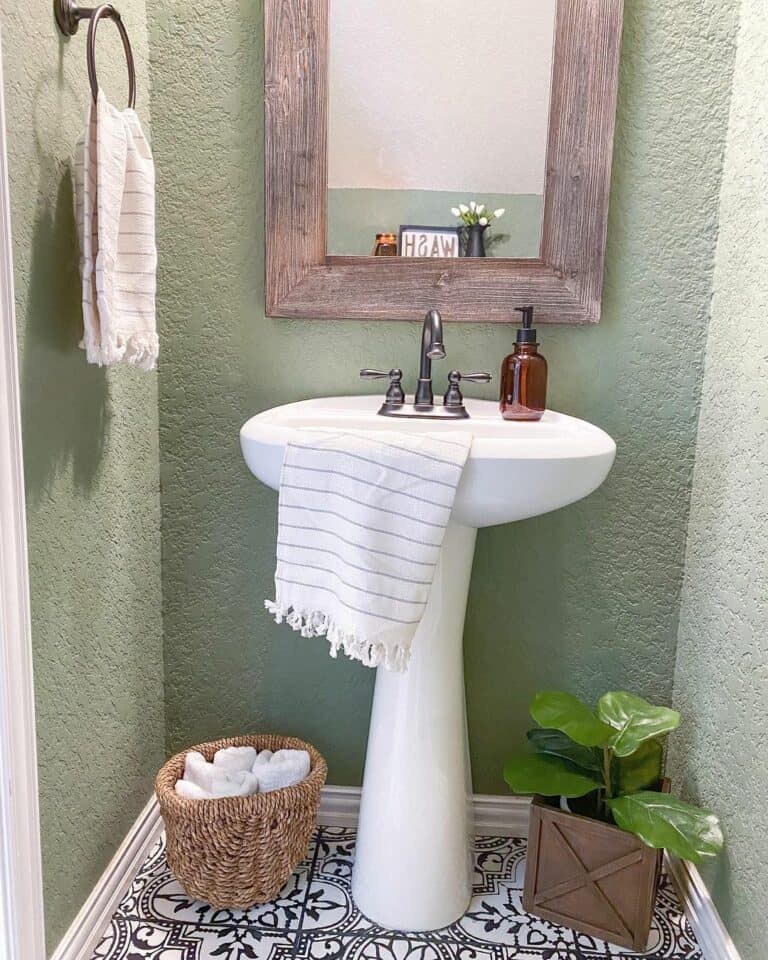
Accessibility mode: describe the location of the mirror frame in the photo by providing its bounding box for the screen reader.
[265,0,624,324]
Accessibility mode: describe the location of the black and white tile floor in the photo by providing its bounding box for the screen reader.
[91,827,703,960]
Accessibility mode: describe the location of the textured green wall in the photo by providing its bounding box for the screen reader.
[1,3,164,951]
[147,0,738,794]
[669,1,768,956]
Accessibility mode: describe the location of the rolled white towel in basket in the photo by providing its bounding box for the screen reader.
[213,745,259,773]
[181,751,258,798]
[174,779,212,801]
[253,749,274,767]
[174,747,311,800]
[254,749,311,794]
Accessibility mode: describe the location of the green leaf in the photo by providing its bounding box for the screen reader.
[503,754,602,798]
[527,728,603,773]
[597,692,681,757]
[608,792,723,863]
[615,738,664,794]
[530,692,613,748]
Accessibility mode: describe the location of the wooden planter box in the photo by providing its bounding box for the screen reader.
[523,794,665,951]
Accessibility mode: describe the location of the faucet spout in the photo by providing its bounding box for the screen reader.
[415,309,445,407]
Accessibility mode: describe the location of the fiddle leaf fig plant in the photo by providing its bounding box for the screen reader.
[504,690,724,864]
[530,691,614,747]
[597,691,681,756]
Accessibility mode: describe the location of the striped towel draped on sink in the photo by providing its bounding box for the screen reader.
[265,428,472,671]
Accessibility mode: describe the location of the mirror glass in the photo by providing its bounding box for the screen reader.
[327,0,556,259]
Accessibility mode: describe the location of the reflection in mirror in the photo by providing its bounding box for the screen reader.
[327,0,556,259]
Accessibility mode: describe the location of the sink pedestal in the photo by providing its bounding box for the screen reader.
[240,396,616,930]
[351,521,477,931]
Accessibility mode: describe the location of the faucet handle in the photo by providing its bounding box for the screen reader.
[443,370,492,408]
[360,368,405,406]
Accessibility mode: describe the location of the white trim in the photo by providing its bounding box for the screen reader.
[0,31,47,960]
[472,793,531,837]
[317,784,363,829]
[51,796,163,960]
[665,855,742,960]
[317,785,531,837]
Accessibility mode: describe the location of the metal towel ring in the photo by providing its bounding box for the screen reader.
[53,0,137,109]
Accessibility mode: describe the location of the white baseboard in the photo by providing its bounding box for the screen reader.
[318,785,531,838]
[665,855,742,960]
[53,788,739,960]
[317,784,363,829]
[51,796,163,960]
[471,793,531,837]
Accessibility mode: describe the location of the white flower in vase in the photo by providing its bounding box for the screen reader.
[450,201,505,234]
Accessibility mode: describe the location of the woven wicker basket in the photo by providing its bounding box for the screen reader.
[155,734,327,908]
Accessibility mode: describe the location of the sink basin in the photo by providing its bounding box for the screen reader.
[240,395,615,528]
[240,395,615,931]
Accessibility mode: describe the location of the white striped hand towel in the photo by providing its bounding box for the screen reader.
[265,429,471,671]
[73,90,158,369]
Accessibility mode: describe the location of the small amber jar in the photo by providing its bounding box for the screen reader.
[372,233,398,256]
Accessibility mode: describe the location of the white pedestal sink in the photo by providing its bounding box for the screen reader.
[240,396,615,931]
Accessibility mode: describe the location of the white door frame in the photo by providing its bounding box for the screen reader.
[0,30,47,960]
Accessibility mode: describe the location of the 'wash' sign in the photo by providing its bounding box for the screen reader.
[399,226,460,258]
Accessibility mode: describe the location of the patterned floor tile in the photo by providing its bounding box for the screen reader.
[472,836,528,894]
[292,932,506,960]
[92,916,298,960]
[301,827,381,936]
[90,828,703,960]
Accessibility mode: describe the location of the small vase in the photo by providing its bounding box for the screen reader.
[465,223,487,257]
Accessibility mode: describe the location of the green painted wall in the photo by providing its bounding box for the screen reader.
[327,189,542,257]
[147,1,738,794]
[1,3,164,951]
[668,1,768,956]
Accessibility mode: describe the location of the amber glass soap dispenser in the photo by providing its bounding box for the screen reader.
[500,306,547,421]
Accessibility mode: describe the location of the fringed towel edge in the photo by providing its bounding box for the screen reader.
[79,330,159,371]
[265,599,410,672]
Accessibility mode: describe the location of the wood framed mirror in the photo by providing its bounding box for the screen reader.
[265,0,623,324]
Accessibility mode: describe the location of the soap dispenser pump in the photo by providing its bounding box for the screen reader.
[500,306,547,421]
